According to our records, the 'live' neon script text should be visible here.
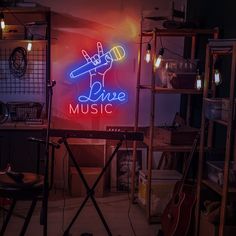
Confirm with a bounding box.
[78,81,126,103]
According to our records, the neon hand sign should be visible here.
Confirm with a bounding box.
[69,42,128,115]
[70,45,125,79]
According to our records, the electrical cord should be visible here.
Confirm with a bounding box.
[124,139,137,236]
[9,47,27,78]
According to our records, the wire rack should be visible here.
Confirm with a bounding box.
[0,40,47,102]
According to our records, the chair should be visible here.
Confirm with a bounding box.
[0,137,60,236]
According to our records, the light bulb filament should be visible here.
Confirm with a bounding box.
[155,55,162,68]
[27,41,32,51]
[196,76,202,90]
[1,19,5,30]
[214,69,221,85]
[145,50,151,63]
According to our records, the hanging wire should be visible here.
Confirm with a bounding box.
[125,139,137,236]
[155,29,199,68]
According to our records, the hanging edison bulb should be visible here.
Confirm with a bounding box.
[213,58,222,86]
[155,47,164,68]
[214,69,221,86]
[145,43,151,63]
[27,35,33,51]
[195,69,202,90]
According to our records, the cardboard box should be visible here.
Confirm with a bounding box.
[69,167,104,198]
[200,213,236,236]
[138,170,182,219]
[154,126,199,145]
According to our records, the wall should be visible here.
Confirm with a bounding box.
[32,0,186,188]
[33,0,186,131]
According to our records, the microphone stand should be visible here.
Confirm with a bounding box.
[41,80,56,236]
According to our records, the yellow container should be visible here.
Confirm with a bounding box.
[138,170,182,218]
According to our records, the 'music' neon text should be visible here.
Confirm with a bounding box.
[69,103,113,114]
[78,81,126,103]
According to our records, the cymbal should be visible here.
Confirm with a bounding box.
[144,16,168,21]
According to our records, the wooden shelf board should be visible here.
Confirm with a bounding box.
[139,85,202,94]
[2,6,50,13]
[141,28,219,37]
[202,179,236,195]
[205,118,228,126]
[214,119,228,126]
[0,122,48,130]
[144,137,196,152]
[0,40,47,43]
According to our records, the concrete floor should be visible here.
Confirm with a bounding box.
[0,191,159,236]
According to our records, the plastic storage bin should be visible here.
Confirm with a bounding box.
[138,170,182,220]
[206,161,236,186]
[221,98,236,121]
[204,98,222,120]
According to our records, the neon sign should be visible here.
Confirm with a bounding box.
[69,42,128,115]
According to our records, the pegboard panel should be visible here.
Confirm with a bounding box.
[0,40,47,103]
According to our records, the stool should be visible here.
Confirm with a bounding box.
[0,137,60,236]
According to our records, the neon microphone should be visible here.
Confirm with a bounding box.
[70,45,125,79]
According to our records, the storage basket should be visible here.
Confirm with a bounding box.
[7,102,43,121]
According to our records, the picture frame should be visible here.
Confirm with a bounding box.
[110,147,147,192]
